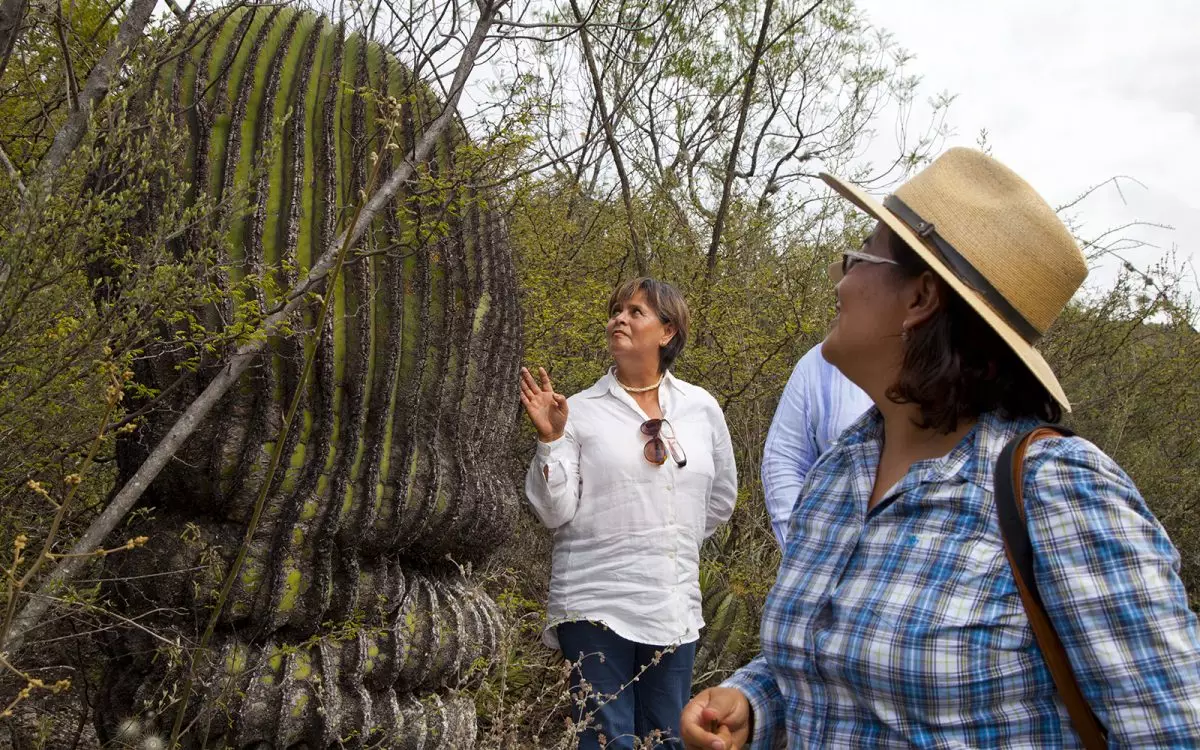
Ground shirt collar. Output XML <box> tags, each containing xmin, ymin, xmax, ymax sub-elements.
<box><xmin>959</xmin><ymin>411</ymin><xmax>1041</xmax><ymax>489</ymax></box>
<box><xmin>837</xmin><ymin>407</ymin><xmax>1040</xmax><ymax>488</ymax></box>
<box><xmin>583</xmin><ymin>367</ymin><xmax>688</xmax><ymax>399</ymax></box>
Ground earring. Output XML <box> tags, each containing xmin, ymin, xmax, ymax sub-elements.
<box><xmin>900</xmin><ymin>327</ymin><xmax>910</xmax><ymax>343</ymax></box>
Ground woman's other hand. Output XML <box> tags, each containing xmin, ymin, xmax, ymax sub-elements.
<box><xmin>681</xmin><ymin>687</ymin><xmax>751</xmax><ymax>750</ymax></box>
<box><xmin>519</xmin><ymin>366</ymin><xmax>568</xmax><ymax>442</ymax></box>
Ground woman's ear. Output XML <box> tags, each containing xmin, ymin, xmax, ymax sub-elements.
<box><xmin>659</xmin><ymin>322</ymin><xmax>677</xmax><ymax>348</ymax></box>
<box><xmin>903</xmin><ymin>271</ymin><xmax>943</xmax><ymax>330</ymax></box>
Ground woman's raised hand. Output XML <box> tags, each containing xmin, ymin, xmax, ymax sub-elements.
<box><xmin>519</xmin><ymin>366</ymin><xmax>568</xmax><ymax>442</ymax></box>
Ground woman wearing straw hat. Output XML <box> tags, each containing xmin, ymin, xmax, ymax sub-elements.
<box><xmin>522</xmin><ymin>277</ymin><xmax>738</xmax><ymax>750</ymax></box>
<box><xmin>680</xmin><ymin>148</ymin><xmax>1200</xmax><ymax>749</ymax></box>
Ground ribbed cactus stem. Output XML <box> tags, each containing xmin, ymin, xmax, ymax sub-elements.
<box><xmin>91</xmin><ymin>7</ymin><xmax>522</xmax><ymax>747</ymax></box>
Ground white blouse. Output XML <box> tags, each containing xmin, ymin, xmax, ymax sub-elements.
<box><xmin>524</xmin><ymin>368</ymin><xmax>738</xmax><ymax>650</ymax></box>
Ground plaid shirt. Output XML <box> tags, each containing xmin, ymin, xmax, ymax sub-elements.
<box><xmin>725</xmin><ymin>409</ymin><xmax>1200</xmax><ymax>748</ymax></box>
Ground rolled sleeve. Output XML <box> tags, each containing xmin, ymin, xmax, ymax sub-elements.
<box><xmin>721</xmin><ymin>655</ymin><xmax>786</xmax><ymax>748</ymax></box>
<box><xmin>1025</xmin><ymin>437</ymin><xmax>1200</xmax><ymax>746</ymax></box>
<box><xmin>523</xmin><ymin>425</ymin><xmax>581</xmax><ymax>529</ymax></box>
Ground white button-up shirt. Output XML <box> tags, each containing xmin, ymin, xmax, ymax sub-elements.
<box><xmin>524</xmin><ymin>369</ymin><xmax>738</xmax><ymax>650</ymax></box>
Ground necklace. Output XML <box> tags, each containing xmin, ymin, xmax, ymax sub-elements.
<box><xmin>614</xmin><ymin>370</ymin><xmax>664</xmax><ymax>393</ymax></box>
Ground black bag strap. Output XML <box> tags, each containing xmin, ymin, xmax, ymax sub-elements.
<box><xmin>994</xmin><ymin>424</ymin><xmax>1108</xmax><ymax>749</ymax></box>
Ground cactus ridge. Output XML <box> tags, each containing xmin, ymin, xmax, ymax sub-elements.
<box><xmin>102</xmin><ymin>565</ymin><xmax>493</xmax><ymax>747</ymax></box>
<box><xmin>99</xmin><ymin>6</ymin><xmax>522</xmax><ymax>746</ymax></box>
<box><xmin>693</xmin><ymin>582</ymin><xmax>760</xmax><ymax>691</ymax></box>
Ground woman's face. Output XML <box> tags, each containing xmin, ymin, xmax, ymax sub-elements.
<box><xmin>822</xmin><ymin>222</ymin><xmax>914</xmax><ymax>384</ymax></box>
<box><xmin>606</xmin><ymin>289</ymin><xmax>674</xmax><ymax>367</ymax></box>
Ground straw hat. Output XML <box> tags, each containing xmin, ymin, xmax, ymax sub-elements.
<box><xmin>820</xmin><ymin>147</ymin><xmax>1087</xmax><ymax>411</ymax></box>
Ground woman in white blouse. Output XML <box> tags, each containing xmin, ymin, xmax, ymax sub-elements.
<box><xmin>521</xmin><ymin>277</ymin><xmax>738</xmax><ymax>750</ymax></box>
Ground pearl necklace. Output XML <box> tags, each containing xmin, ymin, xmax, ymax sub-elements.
<box><xmin>614</xmin><ymin>370</ymin><xmax>664</xmax><ymax>393</ymax></box>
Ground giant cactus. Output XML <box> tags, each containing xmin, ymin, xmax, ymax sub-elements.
<box><xmin>692</xmin><ymin>580</ymin><xmax>760</xmax><ymax>691</ymax></box>
<box><xmin>97</xmin><ymin>5</ymin><xmax>522</xmax><ymax>747</ymax></box>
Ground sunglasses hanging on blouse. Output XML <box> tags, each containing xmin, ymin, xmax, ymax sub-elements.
<box><xmin>641</xmin><ymin>418</ymin><xmax>686</xmax><ymax>468</ymax></box>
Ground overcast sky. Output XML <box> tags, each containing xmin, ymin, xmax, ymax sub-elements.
<box><xmin>151</xmin><ymin>0</ymin><xmax>1197</xmax><ymax>301</ymax></box>
<box><xmin>854</xmin><ymin>0</ymin><xmax>1200</xmax><ymax>300</ymax></box>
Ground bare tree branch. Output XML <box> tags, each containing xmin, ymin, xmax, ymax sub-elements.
<box><xmin>0</xmin><ymin>139</ymin><xmax>26</xmax><ymax>198</ymax></box>
<box><xmin>162</xmin><ymin>0</ymin><xmax>189</xmax><ymax>22</ymax></box>
<box><xmin>32</xmin><ymin>0</ymin><xmax>158</xmax><ymax>188</ymax></box>
<box><xmin>1057</xmin><ymin>175</ymin><xmax>1147</xmax><ymax>214</ymax></box>
<box><xmin>53</xmin><ymin>0</ymin><xmax>80</xmax><ymax>111</ymax></box>
<box><xmin>569</xmin><ymin>0</ymin><xmax>646</xmax><ymax>275</ymax></box>
<box><xmin>706</xmin><ymin>0</ymin><xmax>824</xmax><ymax>283</ymax></box>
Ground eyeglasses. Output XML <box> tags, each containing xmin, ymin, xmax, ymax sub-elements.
<box><xmin>641</xmin><ymin>418</ymin><xmax>686</xmax><ymax>468</ymax></box>
<box><xmin>827</xmin><ymin>249</ymin><xmax>900</xmax><ymax>283</ymax></box>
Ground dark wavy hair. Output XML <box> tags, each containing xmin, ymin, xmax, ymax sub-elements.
<box><xmin>608</xmin><ymin>277</ymin><xmax>690</xmax><ymax>373</ymax></box>
<box><xmin>884</xmin><ymin>228</ymin><xmax>1062</xmax><ymax>432</ymax></box>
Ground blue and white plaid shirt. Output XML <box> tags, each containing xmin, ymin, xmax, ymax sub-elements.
<box><xmin>725</xmin><ymin>409</ymin><xmax>1200</xmax><ymax>748</ymax></box>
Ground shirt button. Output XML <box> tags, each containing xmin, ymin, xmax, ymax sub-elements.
<box><xmin>666</xmin><ymin>484</ymin><xmax>673</xmax><ymax>491</ymax></box>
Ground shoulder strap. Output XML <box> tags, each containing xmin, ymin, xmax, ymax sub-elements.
<box><xmin>995</xmin><ymin>424</ymin><xmax>1109</xmax><ymax>749</ymax></box>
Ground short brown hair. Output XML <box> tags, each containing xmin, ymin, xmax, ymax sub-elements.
<box><xmin>607</xmin><ymin>278</ymin><xmax>690</xmax><ymax>373</ymax></box>
<box><xmin>883</xmin><ymin>229</ymin><xmax>1061</xmax><ymax>432</ymax></box>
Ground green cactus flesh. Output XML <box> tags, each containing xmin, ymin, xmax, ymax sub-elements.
<box><xmin>98</xmin><ymin>5</ymin><xmax>521</xmax><ymax>747</ymax></box>
<box><xmin>694</xmin><ymin>582</ymin><xmax>760</xmax><ymax>692</ymax></box>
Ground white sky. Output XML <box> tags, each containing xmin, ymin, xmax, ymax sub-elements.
<box><xmin>854</xmin><ymin>0</ymin><xmax>1200</xmax><ymax>301</ymax></box>
<box><xmin>150</xmin><ymin>0</ymin><xmax>1198</xmax><ymax>302</ymax></box>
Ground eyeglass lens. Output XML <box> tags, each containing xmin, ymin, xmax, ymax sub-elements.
<box><xmin>640</xmin><ymin>419</ymin><xmax>686</xmax><ymax>467</ymax></box>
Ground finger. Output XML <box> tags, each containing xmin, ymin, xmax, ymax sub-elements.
<box><xmin>680</xmin><ymin>697</ymin><xmax>725</xmax><ymax>750</ymax></box>
<box><xmin>679</xmin><ymin>697</ymin><xmax>706</xmax><ymax>741</ymax></box>
<box><xmin>715</xmin><ymin>725</ymin><xmax>734</xmax><ymax>750</ymax></box>
<box><xmin>686</xmin><ymin>727</ymin><xmax>727</xmax><ymax>750</ymax></box>
<box><xmin>520</xmin><ymin>393</ymin><xmax>539</xmax><ymax>417</ymax></box>
<box><xmin>519</xmin><ymin>378</ymin><xmax>535</xmax><ymax>400</ymax></box>
<box><xmin>521</xmin><ymin>366</ymin><xmax>541</xmax><ymax>393</ymax></box>
<box><xmin>553</xmin><ymin>393</ymin><xmax>567</xmax><ymax>410</ymax></box>
<box><xmin>538</xmin><ymin>366</ymin><xmax>553</xmax><ymax>392</ymax></box>
<box><xmin>700</xmin><ymin>700</ymin><xmax>739</xmax><ymax>725</ymax></box>
<box><xmin>522</xmin><ymin>373</ymin><xmax>544</xmax><ymax>399</ymax></box>
<box><xmin>696</xmin><ymin>697</ymin><xmax>743</xmax><ymax>750</ymax></box>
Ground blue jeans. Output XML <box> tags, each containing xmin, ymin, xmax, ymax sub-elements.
<box><xmin>557</xmin><ymin>621</ymin><xmax>697</xmax><ymax>750</ymax></box>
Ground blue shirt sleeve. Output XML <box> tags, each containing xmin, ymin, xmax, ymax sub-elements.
<box><xmin>721</xmin><ymin>654</ymin><xmax>787</xmax><ymax>748</ymax></box>
<box><xmin>1024</xmin><ymin>437</ymin><xmax>1200</xmax><ymax>746</ymax></box>
<box><xmin>761</xmin><ymin>353</ymin><xmax>818</xmax><ymax>547</ymax></box>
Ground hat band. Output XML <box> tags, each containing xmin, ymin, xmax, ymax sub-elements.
<box><xmin>883</xmin><ymin>195</ymin><xmax>1042</xmax><ymax>344</ymax></box>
